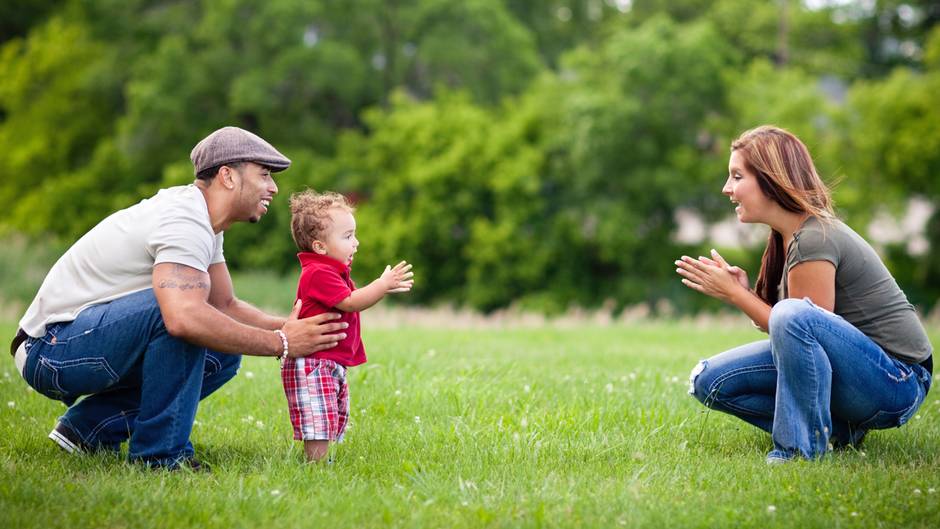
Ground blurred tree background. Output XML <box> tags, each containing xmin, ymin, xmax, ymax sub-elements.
<box><xmin>2</xmin><ymin>0</ymin><xmax>939</xmax><ymax>314</ymax></box>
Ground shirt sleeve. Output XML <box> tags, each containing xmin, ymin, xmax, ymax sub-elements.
<box><xmin>788</xmin><ymin>226</ymin><xmax>840</xmax><ymax>270</ymax></box>
<box><xmin>304</xmin><ymin>268</ymin><xmax>353</xmax><ymax>308</ymax></box>
<box><xmin>150</xmin><ymin>202</ymin><xmax>216</xmax><ymax>272</ymax></box>
<box><xmin>211</xmin><ymin>232</ymin><xmax>225</xmax><ymax>265</ymax></box>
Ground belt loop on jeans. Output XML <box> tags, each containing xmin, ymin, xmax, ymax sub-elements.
<box><xmin>10</xmin><ymin>328</ymin><xmax>27</xmax><ymax>357</ymax></box>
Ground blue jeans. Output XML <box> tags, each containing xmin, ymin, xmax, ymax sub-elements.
<box><xmin>689</xmin><ymin>298</ymin><xmax>932</xmax><ymax>460</ymax></box>
<box><xmin>22</xmin><ymin>289</ymin><xmax>241</xmax><ymax>467</ymax></box>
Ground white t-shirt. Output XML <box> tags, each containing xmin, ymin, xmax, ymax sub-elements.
<box><xmin>19</xmin><ymin>185</ymin><xmax>225</xmax><ymax>337</ymax></box>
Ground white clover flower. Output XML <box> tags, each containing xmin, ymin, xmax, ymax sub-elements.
<box><xmin>271</xmin><ymin>489</ymin><xmax>281</xmax><ymax>496</ymax></box>
<box><xmin>767</xmin><ymin>505</ymin><xmax>776</xmax><ymax>513</ymax></box>
<box><xmin>256</xmin><ymin>420</ymin><xmax>264</xmax><ymax>428</ymax></box>
<box><xmin>523</xmin><ymin>385</ymin><xmax>531</xmax><ymax>393</ymax></box>
<box><xmin>520</xmin><ymin>417</ymin><xmax>528</xmax><ymax>428</ymax></box>
<box><xmin>914</xmin><ymin>489</ymin><xmax>922</xmax><ymax>495</ymax></box>
<box><xmin>928</xmin><ymin>488</ymin><xmax>936</xmax><ymax>494</ymax></box>
<box><xmin>244</xmin><ymin>371</ymin><xmax>255</xmax><ymax>379</ymax></box>
<box><xmin>6</xmin><ymin>401</ymin><xmax>14</xmax><ymax>408</ymax></box>
<box><xmin>414</xmin><ymin>416</ymin><xmax>421</xmax><ymax>423</ymax></box>
<box><xmin>605</xmin><ymin>383</ymin><xmax>614</xmax><ymax>393</ymax></box>
<box><xmin>850</xmin><ymin>512</ymin><xmax>858</xmax><ymax>517</ymax></box>
<box><xmin>670</xmin><ymin>376</ymin><xmax>679</xmax><ymax>383</ymax></box>
<box><xmin>394</xmin><ymin>389</ymin><xmax>402</xmax><ymax>396</ymax></box>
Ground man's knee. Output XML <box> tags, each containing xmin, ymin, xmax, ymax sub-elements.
<box><xmin>205</xmin><ymin>352</ymin><xmax>240</xmax><ymax>381</ymax></box>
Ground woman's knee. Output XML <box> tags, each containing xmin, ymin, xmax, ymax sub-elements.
<box><xmin>768</xmin><ymin>298</ymin><xmax>815</xmax><ymax>336</ymax></box>
<box><xmin>688</xmin><ymin>359</ymin><xmax>718</xmax><ymax>406</ymax></box>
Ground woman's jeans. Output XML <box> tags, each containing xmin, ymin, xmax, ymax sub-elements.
<box><xmin>689</xmin><ymin>298</ymin><xmax>932</xmax><ymax>460</ymax></box>
<box><xmin>21</xmin><ymin>289</ymin><xmax>241</xmax><ymax>467</ymax></box>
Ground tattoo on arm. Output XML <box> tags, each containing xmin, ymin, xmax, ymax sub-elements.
<box><xmin>157</xmin><ymin>265</ymin><xmax>210</xmax><ymax>291</ymax></box>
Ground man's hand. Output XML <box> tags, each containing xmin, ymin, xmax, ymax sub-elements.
<box><xmin>280</xmin><ymin>300</ymin><xmax>349</xmax><ymax>358</ymax></box>
<box><xmin>379</xmin><ymin>261</ymin><xmax>414</xmax><ymax>294</ymax></box>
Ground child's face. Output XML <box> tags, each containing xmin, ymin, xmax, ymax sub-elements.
<box><xmin>313</xmin><ymin>208</ymin><xmax>358</xmax><ymax>265</ymax></box>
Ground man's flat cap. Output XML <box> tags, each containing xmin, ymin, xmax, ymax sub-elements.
<box><xmin>191</xmin><ymin>126</ymin><xmax>291</xmax><ymax>175</ymax></box>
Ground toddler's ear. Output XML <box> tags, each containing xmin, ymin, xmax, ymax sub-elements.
<box><xmin>312</xmin><ymin>241</ymin><xmax>328</xmax><ymax>255</ymax></box>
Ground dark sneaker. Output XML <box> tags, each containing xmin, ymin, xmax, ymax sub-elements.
<box><xmin>135</xmin><ymin>457</ymin><xmax>211</xmax><ymax>473</ymax></box>
<box><xmin>172</xmin><ymin>458</ymin><xmax>210</xmax><ymax>473</ymax></box>
<box><xmin>48</xmin><ymin>422</ymin><xmax>90</xmax><ymax>454</ymax></box>
<box><xmin>831</xmin><ymin>428</ymin><xmax>867</xmax><ymax>450</ymax></box>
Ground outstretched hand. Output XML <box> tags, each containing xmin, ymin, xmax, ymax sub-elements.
<box><xmin>380</xmin><ymin>261</ymin><xmax>414</xmax><ymax>293</ymax></box>
<box><xmin>675</xmin><ymin>249</ymin><xmax>750</xmax><ymax>303</ymax></box>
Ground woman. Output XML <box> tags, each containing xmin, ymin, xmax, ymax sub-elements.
<box><xmin>677</xmin><ymin>125</ymin><xmax>932</xmax><ymax>463</ymax></box>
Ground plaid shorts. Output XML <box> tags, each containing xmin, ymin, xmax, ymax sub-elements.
<box><xmin>281</xmin><ymin>357</ymin><xmax>350</xmax><ymax>441</ymax></box>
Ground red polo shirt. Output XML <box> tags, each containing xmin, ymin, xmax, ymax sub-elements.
<box><xmin>295</xmin><ymin>252</ymin><xmax>365</xmax><ymax>367</ymax></box>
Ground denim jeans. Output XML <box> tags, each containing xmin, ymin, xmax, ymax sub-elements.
<box><xmin>22</xmin><ymin>289</ymin><xmax>241</xmax><ymax>467</ymax></box>
<box><xmin>689</xmin><ymin>298</ymin><xmax>932</xmax><ymax>460</ymax></box>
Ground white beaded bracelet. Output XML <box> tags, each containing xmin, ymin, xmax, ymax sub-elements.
<box><xmin>275</xmin><ymin>329</ymin><xmax>289</xmax><ymax>367</ymax></box>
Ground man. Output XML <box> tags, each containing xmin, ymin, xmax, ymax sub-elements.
<box><xmin>9</xmin><ymin>126</ymin><xmax>347</xmax><ymax>470</ymax></box>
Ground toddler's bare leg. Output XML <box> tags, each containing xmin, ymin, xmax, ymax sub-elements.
<box><xmin>304</xmin><ymin>440</ymin><xmax>330</xmax><ymax>462</ymax></box>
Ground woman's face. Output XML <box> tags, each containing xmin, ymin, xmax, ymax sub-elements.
<box><xmin>722</xmin><ymin>150</ymin><xmax>776</xmax><ymax>224</ymax></box>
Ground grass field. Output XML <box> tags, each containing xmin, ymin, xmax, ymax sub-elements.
<box><xmin>1</xmin><ymin>319</ymin><xmax>939</xmax><ymax>528</ymax></box>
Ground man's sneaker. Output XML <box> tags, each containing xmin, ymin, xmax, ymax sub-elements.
<box><xmin>48</xmin><ymin>422</ymin><xmax>89</xmax><ymax>454</ymax></box>
<box><xmin>140</xmin><ymin>457</ymin><xmax>211</xmax><ymax>473</ymax></box>
<box><xmin>175</xmin><ymin>458</ymin><xmax>210</xmax><ymax>473</ymax></box>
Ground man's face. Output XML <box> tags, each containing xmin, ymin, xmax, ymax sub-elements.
<box><xmin>228</xmin><ymin>162</ymin><xmax>278</xmax><ymax>223</ymax></box>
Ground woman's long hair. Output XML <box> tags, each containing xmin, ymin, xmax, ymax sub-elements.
<box><xmin>731</xmin><ymin>126</ymin><xmax>835</xmax><ymax>305</ymax></box>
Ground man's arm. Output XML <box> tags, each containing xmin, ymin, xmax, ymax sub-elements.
<box><xmin>153</xmin><ymin>263</ymin><xmax>348</xmax><ymax>357</ymax></box>
<box><xmin>207</xmin><ymin>262</ymin><xmax>284</xmax><ymax>330</ymax></box>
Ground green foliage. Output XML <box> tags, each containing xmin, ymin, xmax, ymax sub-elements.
<box><xmin>2</xmin><ymin>1</ymin><xmax>940</xmax><ymax>313</ymax></box>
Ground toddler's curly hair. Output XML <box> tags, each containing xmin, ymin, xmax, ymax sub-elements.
<box><xmin>289</xmin><ymin>189</ymin><xmax>354</xmax><ymax>252</ymax></box>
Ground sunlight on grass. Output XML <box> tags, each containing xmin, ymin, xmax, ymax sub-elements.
<box><xmin>1</xmin><ymin>321</ymin><xmax>938</xmax><ymax>528</ymax></box>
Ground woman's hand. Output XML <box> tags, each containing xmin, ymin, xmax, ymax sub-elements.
<box><xmin>675</xmin><ymin>249</ymin><xmax>750</xmax><ymax>303</ymax></box>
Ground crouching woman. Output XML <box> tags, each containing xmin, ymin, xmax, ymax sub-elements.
<box><xmin>676</xmin><ymin>125</ymin><xmax>932</xmax><ymax>463</ymax></box>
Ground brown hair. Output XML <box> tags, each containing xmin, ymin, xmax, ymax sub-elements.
<box><xmin>289</xmin><ymin>189</ymin><xmax>354</xmax><ymax>252</ymax></box>
<box><xmin>731</xmin><ymin>126</ymin><xmax>835</xmax><ymax>305</ymax></box>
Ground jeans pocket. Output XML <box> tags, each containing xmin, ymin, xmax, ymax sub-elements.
<box><xmin>31</xmin><ymin>356</ymin><xmax>120</xmax><ymax>401</ymax></box>
<box><xmin>858</xmin><ymin>398</ymin><xmax>922</xmax><ymax>430</ymax></box>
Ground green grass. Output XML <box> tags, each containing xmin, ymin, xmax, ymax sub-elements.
<box><xmin>1</xmin><ymin>322</ymin><xmax>939</xmax><ymax>528</ymax></box>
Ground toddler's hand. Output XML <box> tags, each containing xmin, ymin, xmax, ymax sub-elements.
<box><xmin>380</xmin><ymin>261</ymin><xmax>414</xmax><ymax>293</ymax></box>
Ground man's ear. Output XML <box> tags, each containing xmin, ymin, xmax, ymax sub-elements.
<box><xmin>218</xmin><ymin>165</ymin><xmax>238</xmax><ymax>190</ymax></box>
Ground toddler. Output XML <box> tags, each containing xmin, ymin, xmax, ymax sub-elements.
<box><xmin>283</xmin><ymin>190</ymin><xmax>413</xmax><ymax>462</ymax></box>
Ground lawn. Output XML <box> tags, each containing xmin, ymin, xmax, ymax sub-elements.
<box><xmin>1</xmin><ymin>320</ymin><xmax>938</xmax><ymax>528</ymax></box>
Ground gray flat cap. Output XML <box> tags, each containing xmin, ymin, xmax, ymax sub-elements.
<box><xmin>191</xmin><ymin>126</ymin><xmax>292</xmax><ymax>175</ymax></box>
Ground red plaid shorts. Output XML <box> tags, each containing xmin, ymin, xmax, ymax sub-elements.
<box><xmin>281</xmin><ymin>357</ymin><xmax>350</xmax><ymax>441</ymax></box>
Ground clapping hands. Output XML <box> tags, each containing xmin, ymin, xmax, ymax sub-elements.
<box><xmin>675</xmin><ymin>249</ymin><xmax>749</xmax><ymax>303</ymax></box>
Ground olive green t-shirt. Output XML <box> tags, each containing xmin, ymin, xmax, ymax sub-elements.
<box><xmin>781</xmin><ymin>216</ymin><xmax>932</xmax><ymax>363</ymax></box>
